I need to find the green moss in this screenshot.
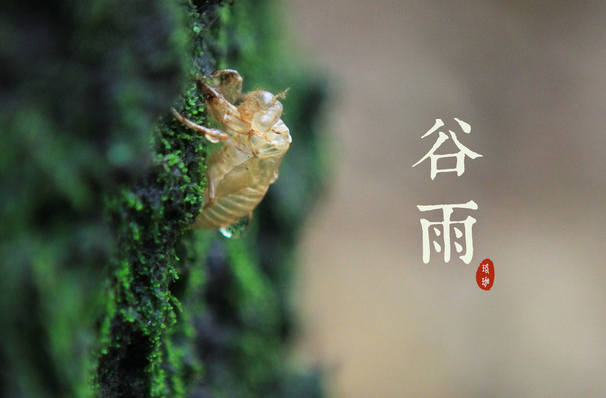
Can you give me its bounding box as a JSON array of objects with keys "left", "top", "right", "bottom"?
[
  {"left": 0, "top": 0, "right": 194, "bottom": 395},
  {"left": 94, "top": 1, "right": 221, "bottom": 396}
]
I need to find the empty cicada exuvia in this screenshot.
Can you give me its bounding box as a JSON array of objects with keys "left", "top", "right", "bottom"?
[{"left": 172, "top": 69, "right": 291, "bottom": 238}]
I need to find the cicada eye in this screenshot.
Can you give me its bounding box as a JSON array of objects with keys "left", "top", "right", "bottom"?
[
  {"left": 246, "top": 91, "right": 275, "bottom": 111},
  {"left": 257, "top": 91, "right": 275, "bottom": 109}
]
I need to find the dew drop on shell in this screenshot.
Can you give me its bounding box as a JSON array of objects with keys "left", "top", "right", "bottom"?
[{"left": 219, "top": 213, "right": 253, "bottom": 239}]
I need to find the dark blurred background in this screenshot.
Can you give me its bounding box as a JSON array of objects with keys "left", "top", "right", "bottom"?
[{"left": 285, "top": 1, "right": 606, "bottom": 397}]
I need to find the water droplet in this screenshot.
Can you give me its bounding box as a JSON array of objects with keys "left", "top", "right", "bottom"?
[{"left": 220, "top": 214, "right": 253, "bottom": 239}]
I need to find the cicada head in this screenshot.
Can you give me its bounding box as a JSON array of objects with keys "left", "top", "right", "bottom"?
[{"left": 239, "top": 90, "right": 283, "bottom": 126}]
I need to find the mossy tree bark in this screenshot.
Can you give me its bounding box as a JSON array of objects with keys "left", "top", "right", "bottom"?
[{"left": 0, "top": 0, "right": 327, "bottom": 397}]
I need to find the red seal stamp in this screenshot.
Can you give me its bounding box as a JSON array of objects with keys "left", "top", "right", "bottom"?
[{"left": 476, "top": 258, "right": 494, "bottom": 291}]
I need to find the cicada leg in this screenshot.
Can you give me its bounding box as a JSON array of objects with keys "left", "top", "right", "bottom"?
[
  {"left": 196, "top": 78, "right": 250, "bottom": 135},
  {"left": 171, "top": 108, "right": 228, "bottom": 144},
  {"left": 210, "top": 69, "right": 243, "bottom": 104}
]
